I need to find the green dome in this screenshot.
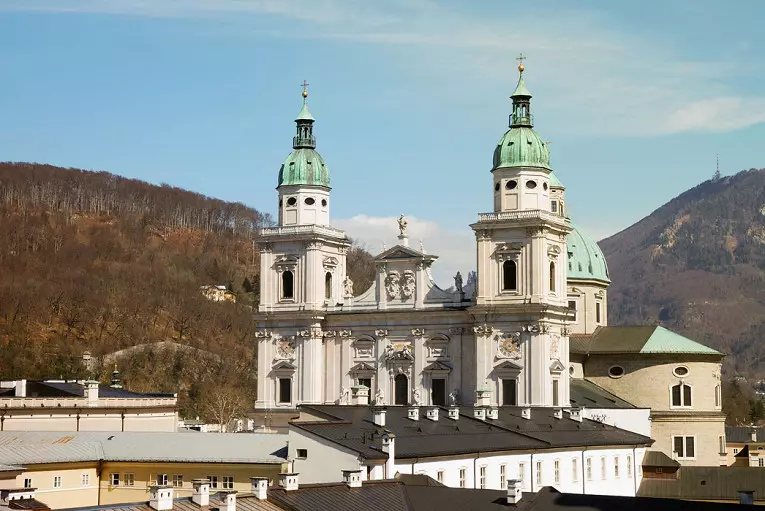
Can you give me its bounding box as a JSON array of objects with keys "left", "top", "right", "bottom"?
[
  {"left": 278, "top": 148, "right": 330, "bottom": 188},
  {"left": 549, "top": 171, "right": 564, "bottom": 188},
  {"left": 566, "top": 223, "right": 610, "bottom": 284},
  {"left": 493, "top": 127, "right": 552, "bottom": 170}
]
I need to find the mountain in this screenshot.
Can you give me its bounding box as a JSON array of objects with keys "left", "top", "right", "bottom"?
[
  {"left": 0, "top": 162, "right": 374, "bottom": 417},
  {"left": 601, "top": 168, "right": 765, "bottom": 376}
]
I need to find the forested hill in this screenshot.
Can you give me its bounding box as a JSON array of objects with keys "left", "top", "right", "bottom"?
[
  {"left": 0, "top": 162, "right": 374, "bottom": 418},
  {"left": 601, "top": 168, "right": 765, "bottom": 376}
]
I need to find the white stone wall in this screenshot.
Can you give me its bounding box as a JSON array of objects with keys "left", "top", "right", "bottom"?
[
  {"left": 581, "top": 408, "right": 652, "bottom": 437},
  {"left": 288, "top": 427, "right": 367, "bottom": 483},
  {"left": 567, "top": 283, "right": 608, "bottom": 335},
  {"left": 278, "top": 185, "right": 331, "bottom": 227}
]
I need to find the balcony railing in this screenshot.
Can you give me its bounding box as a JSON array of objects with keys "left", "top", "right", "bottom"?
[
  {"left": 477, "top": 209, "right": 567, "bottom": 223},
  {"left": 260, "top": 224, "right": 348, "bottom": 239}
]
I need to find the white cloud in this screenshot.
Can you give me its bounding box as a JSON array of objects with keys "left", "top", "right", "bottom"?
[
  {"left": 333, "top": 214, "right": 474, "bottom": 286},
  {"left": 662, "top": 97, "right": 765, "bottom": 133}
]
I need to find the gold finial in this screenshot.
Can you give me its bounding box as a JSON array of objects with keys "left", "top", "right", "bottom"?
[
  {"left": 301, "top": 80, "right": 309, "bottom": 100},
  {"left": 546, "top": 140, "right": 552, "bottom": 149},
  {"left": 516, "top": 53, "right": 526, "bottom": 73},
  {"left": 113, "top": 361, "right": 118, "bottom": 372}
]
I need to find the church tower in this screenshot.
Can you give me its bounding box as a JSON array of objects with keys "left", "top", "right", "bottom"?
[
  {"left": 470, "top": 58, "right": 572, "bottom": 407},
  {"left": 255, "top": 84, "right": 350, "bottom": 409}
]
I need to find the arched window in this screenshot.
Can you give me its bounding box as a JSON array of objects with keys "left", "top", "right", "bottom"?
[
  {"left": 282, "top": 271, "right": 294, "bottom": 299},
  {"left": 549, "top": 261, "right": 556, "bottom": 293},
  {"left": 325, "top": 272, "right": 332, "bottom": 300},
  {"left": 394, "top": 374, "right": 409, "bottom": 405},
  {"left": 502, "top": 260, "right": 517, "bottom": 291},
  {"left": 671, "top": 383, "right": 692, "bottom": 407}
]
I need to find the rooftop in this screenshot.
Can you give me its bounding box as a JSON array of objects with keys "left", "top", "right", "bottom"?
[
  {"left": 0, "top": 380, "right": 175, "bottom": 400},
  {"left": 638, "top": 466, "right": 765, "bottom": 503},
  {"left": 569, "top": 379, "right": 637, "bottom": 409},
  {"left": 569, "top": 326, "right": 722, "bottom": 356},
  {"left": 726, "top": 426, "right": 765, "bottom": 443}
]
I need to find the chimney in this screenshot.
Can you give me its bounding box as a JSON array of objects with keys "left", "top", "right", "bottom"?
[
  {"left": 342, "top": 470, "right": 363, "bottom": 489},
  {"left": 473, "top": 407, "right": 486, "bottom": 420},
  {"left": 553, "top": 408, "right": 563, "bottom": 420},
  {"left": 426, "top": 407, "right": 439, "bottom": 421},
  {"left": 1, "top": 488, "right": 36, "bottom": 504},
  {"left": 149, "top": 485, "right": 174, "bottom": 511},
  {"left": 521, "top": 407, "right": 531, "bottom": 420},
  {"left": 569, "top": 407, "right": 582, "bottom": 422},
  {"left": 219, "top": 491, "right": 236, "bottom": 511},
  {"left": 84, "top": 380, "right": 99, "bottom": 403},
  {"left": 506, "top": 479, "right": 522, "bottom": 505},
  {"left": 751, "top": 427, "right": 758, "bottom": 442},
  {"left": 407, "top": 407, "right": 420, "bottom": 421},
  {"left": 352, "top": 385, "right": 369, "bottom": 406},
  {"left": 372, "top": 406, "right": 386, "bottom": 427},
  {"left": 739, "top": 490, "right": 755, "bottom": 505},
  {"left": 448, "top": 407, "right": 459, "bottom": 421},
  {"left": 278, "top": 473, "right": 299, "bottom": 492},
  {"left": 487, "top": 408, "right": 499, "bottom": 420},
  {"left": 14, "top": 380, "right": 27, "bottom": 398},
  {"left": 382, "top": 433, "right": 396, "bottom": 479},
  {"left": 250, "top": 477, "right": 268, "bottom": 501},
  {"left": 192, "top": 479, "right": 210, "bottom": 507}
]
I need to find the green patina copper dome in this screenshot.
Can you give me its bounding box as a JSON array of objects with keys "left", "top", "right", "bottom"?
[
  {"left": 493, "top": 127, "right": 552, "bottom": 170},
  {"left": 549, "top": 171, "right": 564, "bottom": 188},
  {"left": 277, "top": 95, "right": 331, "bottom": 188},
  {"left": 567, "top": 223, "right": 610, "bottom": 284}
]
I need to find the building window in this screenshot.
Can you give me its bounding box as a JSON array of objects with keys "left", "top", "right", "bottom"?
[
  {"left": 586, "top": 458, "right": 592, "bottom": 480},
  {"left": 671, "top": 383, "right": 692, "bottom": 407},
  {"left": 552, "top": 380, "right": 560, "bottom": 407},
  {"left": 554, "top": 459, "right": 560, "bottom": 485},
  {"left": 518, "top": 462, "right": 525, "bottom": 484},
  {"left": 673, "top": 436, "right": 696, "bottom": 459},
  {"left": 715, "top": 385, "right": 721, "bottom": 407},
  {"left": 568, "top": 300, "right": 577, "bottom": 321},
  {"left": 502, "top": 260, "right": 517, "bottom": 291},
  {"left": 613, "top": 456, "right": 620, "bottom": 478},
  {"left": 207, "top": 476, "right": 218, "bottom": 489},
  {"left": 156, "top": 474, "right": 168, "bottom": 486},
  {"left": 23, "top": 478, "right": 32, "bottom": 489},
  {"left": 551, "top": 200, "right": 558, "bottom": 213},
  {"left": 279, "top": 378, "right": 292, "bottom": 404},
  {"left": 124, "top": 473, "right": 135, "bottom": 486},
  {"left": 549, "top": 262, "right": 556, "bottom": 293},
  {"left": 535, "top": 461, "right": 542, "bottom": 486},
  {"left": 325, "top": 272, "right": 332, "bottom": 300},
  {"left": 595, "top": 301, "right": 602, "bottom": 323},
  {"left": 53, "top": 476, "right": 62, "bottom": 489},
  {"left": 173, "top": 475, "right": 183, "bottom": 488},
  {"left": 110, "top": 473, "right": 120, "bottom": 486},
  {"left": 626, "top": 455, "right": 632, "bottom": 478},
  {"left": 432, "top": 378, "right": 446, "bottom": 406},
  {"left": 571, "top": 458, "right": 578, "bottom": 483},
  {"left": 282, "top": 271, "right": 294, "bottom": 299},
  {"left": 734, "top": 448, "right": 740, "bottom": 455},
  {"left": 759, "top": 459, "right": 764, "bottom": 468},
  {"left": 82, "top": 474, "right": 89, "bottom": 486},
  {"left": 459, "top": 468, "right": 466, "bottom": 488},
  {"left": 479, "top": 466, "right": 487, "bottom": 489},
  {"left": 500, "top": 464, "right": 507, "bottom": 490},
  {"left": 223, "top": 476, "right": 234, "bottom": 490},
  {"left": 394, "top": 373, "right": 409, "bottom": 405},
  {"left": 437, "top": 471, "right": 444, "bottom": 484},
  {"left": 296, "top": 449, "right": 308, "bottom": 459},
  {"left": 502, "top": 379, "right": 517, "bottom": 406},
  {"left": 719, "top": 436, "right": 726, "bottom": 455},
  {"left": 358, "top": 377, "right": 372, "bottom": 390},
  {"left": 601, "top": 457, "right": 607, "bottom": 480}
]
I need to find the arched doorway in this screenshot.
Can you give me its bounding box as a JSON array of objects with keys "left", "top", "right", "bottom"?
[{"left": 394, "top": 374, "right": 408, "bottom": 405}]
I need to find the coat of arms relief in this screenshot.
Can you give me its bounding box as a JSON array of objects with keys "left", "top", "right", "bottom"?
[{"left": 384, "top": 270, "right": 416, "bottom": 300}]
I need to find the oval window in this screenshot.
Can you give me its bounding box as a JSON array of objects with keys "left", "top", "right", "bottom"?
[
  {"left": 526, "top": 180, "right": 537, "bottom": 189},
  {"left": 673, "top": 366, "right": 689, "bottom": 377},
  {"left": 505, "top": 180, "right": 518, "bottom": 190},
  {"left": 495, "top": 183, "right": 500, "bottom": 191},
  {"left": 305, "top": 197, "right": 315, "bottom": 205},
  {"left": 608, "top": 366, "right": 625, "bottom": 378},
  {"left": 321, "top": 199, "right": 327, "bottom": 207},
  {"left": 286, "top": 197, "right": 297, "bottom": 207},
  {"left": 543, "top": 182, "right": 548, "bottom": 191},
  {"left": 569, "top": 365, "right": 575, "bottom": 376}
]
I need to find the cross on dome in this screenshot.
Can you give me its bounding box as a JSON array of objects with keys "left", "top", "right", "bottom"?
[
  {"left": 301, "top": 80, "right": 310, "bottom": 100},
  {"left": 516, "top": 53, "right": 526, "bottom": 73}
]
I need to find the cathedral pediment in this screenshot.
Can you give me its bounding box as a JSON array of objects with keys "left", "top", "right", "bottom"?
[
  {"left": 350, "top": 362, "right": 376, "bottom": 372},
  {"left": 423, "top": 361, "right": 453, "bottom": 372},
  {"left": 549, "top": 360, "right": 565, "bottom": 373},
  {"left": 376, "top": 245, "right": 426, "bottom": 260},
  {"left": 495, "top": 360, "right": 523, "bottom": 371},
  {"left": 272, "top": 360, "right": 297, "bottom": 371}
]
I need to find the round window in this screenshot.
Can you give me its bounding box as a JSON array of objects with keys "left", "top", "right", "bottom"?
[
  {"left": 505, "top": 180, "right": 518, "bottom": 190},
  {"left": 673, "top": 366, "right": 689, "bottom": 377},
  {"left": 305, "top": 197, "right": 315, "bottom": 205},
  {"left": 608, "top": 365, "right": 625, "bottom": 378},
  {"left": 495, "top": 183, "right": 500, "bottom": 191},
  {"left": 321, "top": 199, "right": 327, "bottom": 207},
  {"left": 526, "top": 180, "right": 537, "bottom": 189},
  {"left": 543, "top": 182, "right": 548, "bottom": 191},
  {"left": 286, "top": 197, "right": 297, "bottom": 207},
  {"left": 569, "top": 365, "right": 575, "bottom": 376}
]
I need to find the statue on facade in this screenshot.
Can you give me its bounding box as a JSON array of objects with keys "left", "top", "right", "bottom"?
[
  {"left": 454, "top": 271, "right": 463, "bottom": 293},
  {"left": 339, "top": 386, "right": 350, "bottom": 405},
  {"left": 374, "top": 388, "right": 386, "bottom": 405},
  {"left": 397, "top": 214, "right": 408, "bottom": 237},
  {"left": 449, "top": 389, "right": 461, "bottom": 406},
  {"left": 401, "top": 271, "right": 416, "bottom": 299},
  {"left": 343, "top": 276, "right": 354, "bottom": 297},
  {"left": 412, "top": 387, "right": 422, "bottom": 406}
]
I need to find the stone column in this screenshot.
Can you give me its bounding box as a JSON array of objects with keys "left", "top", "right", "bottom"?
[
  {"left": 300, "top": 326, "right": 324, "bottom": 404},
  {"left": 255, "top": 331, "right": 273, "bottom": 409},
  {"left": 305, "top": 242, "right": 321, "bottom": 309}
]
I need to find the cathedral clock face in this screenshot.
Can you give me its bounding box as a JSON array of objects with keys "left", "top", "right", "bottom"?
[
  {"left": 276, "top": 340, "right": 295, "bottom": 359},
  {"left": 498, "top": 333, "right": 522, "bottom": 359}
]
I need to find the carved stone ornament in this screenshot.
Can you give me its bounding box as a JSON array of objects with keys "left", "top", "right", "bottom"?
[
  {"left": 323, "top": 330, "right": 337, "bottom": 338},
  {"left": 338, "top": 329, "right": 353, "bottom": 337},
  {"left": 401, "top": 271, "right": 416, "bottom": 299},
  {"left": 522, "top": 323, "right": 541, "bottom": 333},
  {"left": 384, "top": 271, "right": 401, "bottom": 300},
  {"left": 296, "top": 330, "right": 310, "bottom": 338},
  {"left": 411, "top": 328, "right": 426, "bottom": 337},
  {"left": 274, "top": 254, "right": 299, "bottom": 271},
  {"left": 539, "top": 323, "right": 550, "bottom": 334},
  {"left": 497, "top": 332, "right": 522, "bottom": 360},
  {"left": 473, "top": 324, "right": 494, "bottom": 336},
  {"left": 547, "top": 245, "right": 561, "bottom": 257},
  {"left": 495, "top": 242, "right": 524, "bottom": 253},
  {"left": 343, "top": 276, "right": 354, "bottom": 297},
  {"left": 323, "top": 256, "right": 339, "bottom": 269},
  {"left": 476, "top": 230, "right": 492, "bottom": 241},
  {"left": 375, "top": 329, "right": 389, "bottom": 337},
  {"left": 384, "top": 343, "right": 414, "bottom": 362},
  {"left": 561, "top": 326, "right": 571, "bottom": 337},
  {"left": 526, "top": 227, "right": 543, "bottom": 237},
  {"left": 449, "top": 327, "right": 464, "bottom": 334},
  {"left": 310, "top": 327, "right": 323, "bottom": 338},
  {"left": 550, "top": 334, "right": 560, "bottom": 359},
  {"left": 275, "top": 339, "right": 296, "bottom": 361},
  {"left": 254, "top": 329, "right": 272, "bottom": 339},
  {"left": 594, "top": 290, "right": 605, "bottom": 299}
]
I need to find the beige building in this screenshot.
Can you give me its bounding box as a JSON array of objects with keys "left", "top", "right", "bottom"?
[
  {"left": 0, "top": 431, "right": 287, "bottom": 510},
  {"left": 0, "top": 380, "right": 178, "bottom": 433}
]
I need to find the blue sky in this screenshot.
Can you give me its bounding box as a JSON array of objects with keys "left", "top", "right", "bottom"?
[{"left": 0, "top": 0, "right": 763, "bottom": 284}]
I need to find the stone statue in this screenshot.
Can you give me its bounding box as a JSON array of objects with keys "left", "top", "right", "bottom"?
[
  {"left": 339, "top": 386, "right": 349, "bottom": 405},
  {"left": 343, "top": 276, "right": 354, "bottom": 297},
  {"left": 374, "top": 388, "right": 386, "bottom": 405},
  {"left": 397, "top": 214, "right": 408, "bottom": 237},
  {"left": 412, "top": 387, "right": 422, "bottom": 406},
  {"left": 454, "top": 271, "right": 463, "bottom": 292},
  {"left": 449, "top": 389, "right": 461, "bottom": 406}
]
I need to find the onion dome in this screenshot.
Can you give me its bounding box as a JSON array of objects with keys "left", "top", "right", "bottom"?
[
  {"left": 277, "top": 84, "right": 330, "bottom": 188},
  {"left": 566, "top": 223, "right": 610, "bottom": 284},
  {"left": 492, "top": 61, "right": 552, "bottom": 171}
]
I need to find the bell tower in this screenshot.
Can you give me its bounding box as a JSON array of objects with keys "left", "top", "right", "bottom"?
[{"left": 469, "top": 58, "right": 572, "bottom": 407}]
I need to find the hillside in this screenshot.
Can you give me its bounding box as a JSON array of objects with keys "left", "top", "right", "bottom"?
[
  {"left": 0, "top": 162, "right": 374, "bottom": 417},
  {"left": 601, "top": 168, "right": 765, "bottom": 376}
]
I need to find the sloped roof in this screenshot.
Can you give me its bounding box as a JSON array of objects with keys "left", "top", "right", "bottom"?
[
  {"left": 569, "top": 379, "right": 636, "bottom": 409},
  {"left": 9, "top": 380, "right": 174, "bottom": 399},
  {"left": 569, "top": 326, "right": 722, "bottom": 356},
  {"left": 726, "top": 426, "right": 765, "bottom": 443},
  {"left": 638, "top": 466, "right": 765, "bottom": 502},
  {"left": 642, "top": 450, "right": 681, "bottom": 468}
]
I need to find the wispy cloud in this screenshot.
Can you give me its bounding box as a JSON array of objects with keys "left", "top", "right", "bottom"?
[{"left": 663, "top": 97, "right": 765, "bottom": 133}]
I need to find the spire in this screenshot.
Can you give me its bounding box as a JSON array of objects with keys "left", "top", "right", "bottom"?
[
  {"left": 293, "top": 80, "right": 316, "bottom": 149},
  {"left": 509, "top": 54, "right": 533, "bottom": 128},
  {"left": 110, "top": 362, "right": 122, "bottom": 389}
]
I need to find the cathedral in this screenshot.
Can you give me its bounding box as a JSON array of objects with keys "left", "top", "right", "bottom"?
[{"left": 254, "top": 61, "right": 726, "bottom": 467}]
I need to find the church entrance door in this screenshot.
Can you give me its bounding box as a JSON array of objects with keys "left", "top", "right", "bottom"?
[
  {"left": 431, "top": 378, "right": 446, "bottom": 406},
  {"left": 394, "top": 374, "right": 409, "bottom": 405}
]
